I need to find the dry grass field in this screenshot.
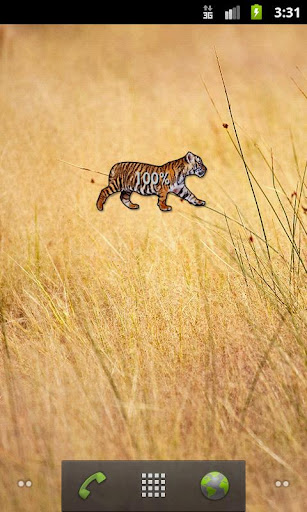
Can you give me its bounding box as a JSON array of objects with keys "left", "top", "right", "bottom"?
[{"left": 0, "top": 25, "right": 306, "bottom": 511}]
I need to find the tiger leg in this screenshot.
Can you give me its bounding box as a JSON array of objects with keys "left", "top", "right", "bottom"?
[
  {"left": 176, "top": 186, "right": 206, "bottom": 207},
  {"left": 120, "top": 191, "right": 139, "bottom": 209},
  {"left": 157, "top": 190, "right": 172, "bottom": 212},
  {"left": 96, "top": 183, "right": 118, "bottom": 211}
]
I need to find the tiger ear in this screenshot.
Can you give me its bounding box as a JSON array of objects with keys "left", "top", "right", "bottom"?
[{"left": 185, "top": 151, "right": 194, "bottom": 164}]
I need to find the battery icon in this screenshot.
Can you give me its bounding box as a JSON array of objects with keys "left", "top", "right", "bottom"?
[{"left": 251, "top": 4, "right": 262, "bottom": 20}]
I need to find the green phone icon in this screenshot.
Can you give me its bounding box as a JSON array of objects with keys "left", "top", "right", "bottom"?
[{"left": 78, "top": 472, "right": 107, "bottom": 500}]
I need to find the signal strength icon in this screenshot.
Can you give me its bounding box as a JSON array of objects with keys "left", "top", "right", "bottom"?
[{"left": 225, "top": 5, "right": 240, "bottom": 20}]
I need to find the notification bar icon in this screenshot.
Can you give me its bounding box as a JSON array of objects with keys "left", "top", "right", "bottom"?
[{"left": 251, "top": 4, "right": 262, "bottom": 20}]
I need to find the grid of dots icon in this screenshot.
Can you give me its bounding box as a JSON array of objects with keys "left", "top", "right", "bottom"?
[{"left": 141, "top": 473, "right": 166, "bottom": 498}]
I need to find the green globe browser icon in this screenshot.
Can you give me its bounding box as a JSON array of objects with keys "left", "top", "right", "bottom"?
[{"left": 200, "top": 471, "right": 229, "bottom": 500}]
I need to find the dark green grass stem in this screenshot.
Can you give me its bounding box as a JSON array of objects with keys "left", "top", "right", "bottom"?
[{"left": 215, "top": 52, "right": 272, "bottom": 266}]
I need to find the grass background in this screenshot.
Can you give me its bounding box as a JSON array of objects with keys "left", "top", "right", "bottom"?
[{"left": 0, "top": 25, "right": 306, "bottom": 511}]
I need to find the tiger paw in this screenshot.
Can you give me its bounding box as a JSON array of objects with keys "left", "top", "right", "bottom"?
[{"left": 159, "top": 204, "right": 172, "bottom": 212}]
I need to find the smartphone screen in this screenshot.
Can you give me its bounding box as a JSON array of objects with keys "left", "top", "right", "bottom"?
[{"left": 0, "top": 4, "right": 306, "bottom": 512}]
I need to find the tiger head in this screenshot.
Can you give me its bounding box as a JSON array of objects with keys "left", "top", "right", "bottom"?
[{"left": 185, "top": 151, "right": 207, "bottom": 178}]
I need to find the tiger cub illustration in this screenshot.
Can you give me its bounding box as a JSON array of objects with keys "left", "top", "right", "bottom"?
[{"left": 96, "top": 151, "right": 207, "bottom": 212}]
